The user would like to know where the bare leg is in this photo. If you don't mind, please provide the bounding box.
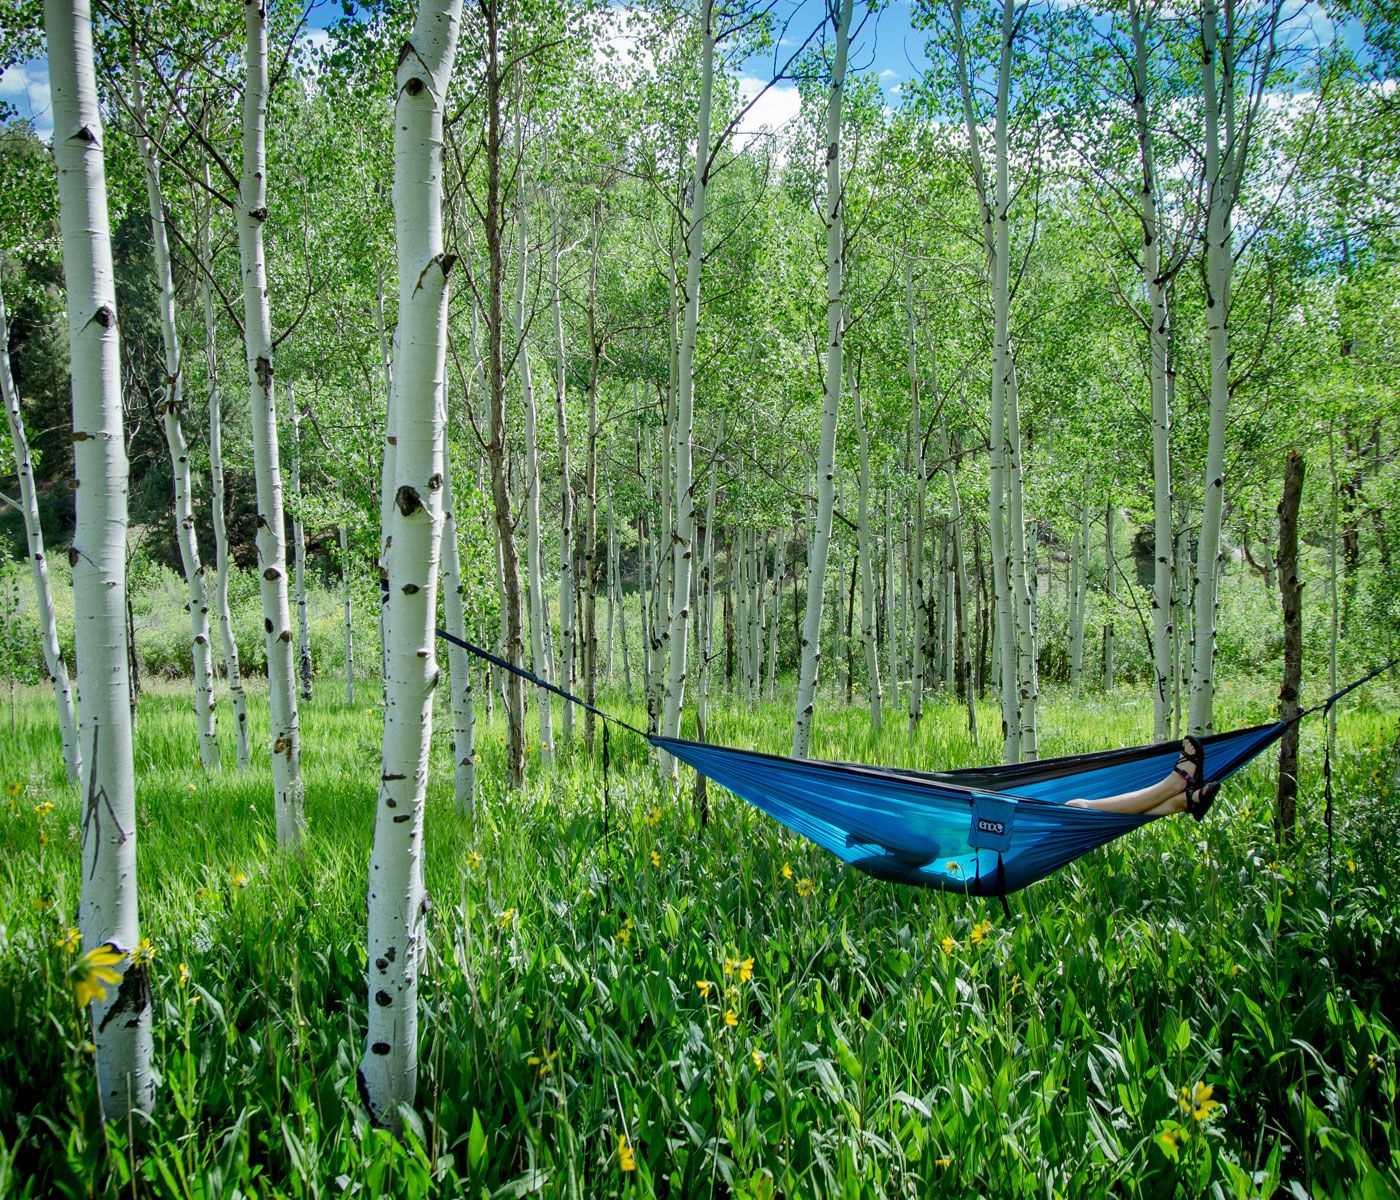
[1066,743,1198,815]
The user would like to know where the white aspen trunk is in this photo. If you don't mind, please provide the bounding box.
[954,0,1019,762]
[340,514,355,705]
[849,363,882,730]
[1131,0,1175,741]
[1189,0,1233,735]
[550,207,576,746]
[766,535,780,700]
[661,0,713,768]
[695,465,718,722]
[1327,424,1339,754]
[289,393,312,703]
[441,459,476,815]
[45,0,153,1118]
[200,162,250,769]
[936,427,978,740]
[792,0,852,759]
[1104,499,1116,691]
[884,489,897,710]
[905,265,927,736]
[360,0,460,1127]
[1069,487,1089,698]
[606,498,618,680]
[1,278,81,784]
[1005,360,1037,758]
[375,264,396,681]
[515,182,553,765]
[130,72,219,771]
[239,0,304,845]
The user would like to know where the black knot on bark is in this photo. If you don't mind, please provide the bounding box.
[435,253,456,277]
[264,618,274,633]
[74,125,98,144]
[402,583,420,595]
[250,207,268,223]
[375,989,393,1007]
[405,77,425,97]
[428,473,443,490]
[94,305,116,329]
[263,567,281,581]
[395,485,423,517]
[371,1041,391,1056]
[255,357,273,390]
[69,547,80,567]
[397,40,413,65]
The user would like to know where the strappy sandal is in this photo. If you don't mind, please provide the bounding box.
[1174,735,1218,822]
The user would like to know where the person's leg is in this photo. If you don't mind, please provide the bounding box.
[1066,739,1200,815]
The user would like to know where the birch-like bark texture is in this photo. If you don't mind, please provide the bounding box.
[441,456,476,816]
[239,0,304,845]
[662,2,714,765]
[1103,499,1116,691]
[360,0,460,1126]
[937,426,978,740]
[884,489,897,710]
[849,362,882,730]
[289,395,312,702]
[1130,0,1175,742]
[45,0,153,1118]
[1,278,81,785]
[953,0,1020,762]
[1005,361,1037,757]
[1275,450,1304,841]
[905,264,927,735]
[340,513,354,705]
[550,208,576,747]
[515,182,553,764]
[200,166,251,770]
[792,0,853,759]
[1069,487,1089,698]
[131,71,220,771]
[375,263,395,680]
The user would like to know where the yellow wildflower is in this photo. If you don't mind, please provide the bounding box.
[644,807,661,828]
[696,979,713,999]
[129,937,156,968]
[970,920,992,946]
[650,849,661,868]
[1178,1082,1221,1123]
[751,1048,765,1072]
[1347,859,1356,874]
[935,1156,951,1169]
[38,832,49,846]
[1010,973,1021,995]
[7,781,20,796]
[70,943,125,1008]
[55,927,80,954]
[34,800,54,816]
[498,907,517,929]
[527,1048,558,1077]
[945,861,962,875]
[617,1134,636,1172]
[178,962,190,987]
[466,850,483,870]
[781,862,793,880]
[796,878,814,897]
[724,1009,738,1027]
[941,936,958,956]
[1367,1054,1378,1069]
[227,866,248,888]
[615,917,633,946]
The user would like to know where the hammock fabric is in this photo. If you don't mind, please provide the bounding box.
[437,629,1392,898]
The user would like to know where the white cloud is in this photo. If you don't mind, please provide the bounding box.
[0,59,53,140]
[736,76,801,135]
[879,68,899,81]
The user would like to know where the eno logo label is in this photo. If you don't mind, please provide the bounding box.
[977,818,1006,836]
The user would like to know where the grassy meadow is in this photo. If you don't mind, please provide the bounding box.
[1,673,1398,1198]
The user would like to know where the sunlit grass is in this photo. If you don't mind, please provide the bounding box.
[1,674,1397,1198]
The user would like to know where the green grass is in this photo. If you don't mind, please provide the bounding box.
[1,675,1398,1199]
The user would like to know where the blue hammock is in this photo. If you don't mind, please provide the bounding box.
[436,629,1391,898]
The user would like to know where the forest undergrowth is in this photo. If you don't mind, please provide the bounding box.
[1,679,1398,1199]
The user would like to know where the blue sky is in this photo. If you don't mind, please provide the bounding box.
[0,0,1359,142]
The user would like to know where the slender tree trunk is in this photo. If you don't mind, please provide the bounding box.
[938,429,978,740]
[884,489,898,711]
[45,0,153,1119]
[1,278,81,784]
[1069,486,1089,698]
[360,0,460,1127]
[340,513,355,705]
[550,206,576,748]
[1275,450,1304,843]
[1189,0,1233,736]
[130,71,219,770]
[850,363,882,729]
[239,0,304,845]
[792,0,853,758]
[200,163,250,769]
[693,464,717,821]
[1104,499,1116,692]
[482,0,525,788]
[441,461,476,816]
[906,266,927,736]
[661,0,715,774]
[375,262,395,679]
[1005,361,1037,757]
[516,176,553,765]
[288,392,312,703]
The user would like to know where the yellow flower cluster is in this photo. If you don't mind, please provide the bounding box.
[970,920,992,945]
[34,800,54,817]
[751,1047,765,1072]
[1177,1081,1221,1123]
[498,907,517,929]
[615,916,634,946]
[617,1134,636,1172]
[650,849,661,868]
[723,955,754,984]
[69,944,125,1008]
[466,850,483,870]
[528,1048,558,1077]
[643,807,661,828]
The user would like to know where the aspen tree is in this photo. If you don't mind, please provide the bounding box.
[792,0,853,759]
[849,361,882,730]
[288,393,312,702]
[240,0,304,845]
[441,455,476,815]
[130,69,220,770]
[550,202,577,745]
[200,165,251,769]
[360,0,461,1126]
[1,278,81,784]
[45,0,153,1118]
